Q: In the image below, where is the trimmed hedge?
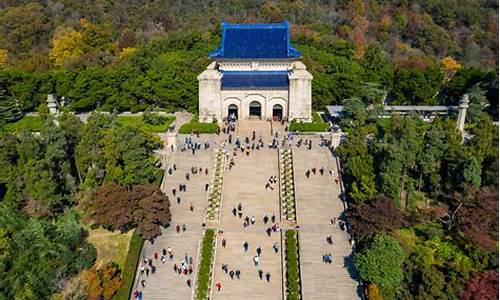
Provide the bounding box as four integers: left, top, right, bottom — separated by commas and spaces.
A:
288, 112, 328, 132
285, 230, 301, 300
113, 230, 144, 300
196, 229, 215, 299
178, 115, 219, 134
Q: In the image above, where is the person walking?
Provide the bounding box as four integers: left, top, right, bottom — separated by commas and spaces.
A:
187, 279, 191, 287
271, 214, 276, 223
251, 216, 256, 225
205, 183, 209, 191
263, 215, 269, 224
229, 270, 235, 279
256, 246, 262, 256
176, 224, 180, 234
235, 269, 241, 279
243, 241, 249, 252
190, 203, 194, 212
216, 282, 222, 291
232, 207, 237, 216
182, 224, 187, 232
273, 242, 279, 253
222, 239, 227, 248
253, 255, 260, 267
265, 272, 271, 282
266, 227, 272, 237
258, 269, 263, 280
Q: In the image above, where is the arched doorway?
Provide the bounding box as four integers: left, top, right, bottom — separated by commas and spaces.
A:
272, 104, 283, 121
249, 101, 262, 118
228, 104, 238, 120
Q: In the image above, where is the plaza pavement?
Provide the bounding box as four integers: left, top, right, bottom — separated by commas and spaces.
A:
211, 125, 283, 299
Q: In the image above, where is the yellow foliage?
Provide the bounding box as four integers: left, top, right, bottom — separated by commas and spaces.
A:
119, 47, 136, 60
379, 15, 392, 32
366, 283, 384, 300
441, 56, 461, 84
49, 28, 84, 67
81, 263, 122, 300
0, 49, 8, 68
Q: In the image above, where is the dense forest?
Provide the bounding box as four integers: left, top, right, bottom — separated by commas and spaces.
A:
0, 0, 498, 119
0, 1, 498, 299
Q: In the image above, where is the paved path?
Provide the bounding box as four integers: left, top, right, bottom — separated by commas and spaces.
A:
293, 138, 362, 300
211, 122, 283, 300
132, 134, 216, 300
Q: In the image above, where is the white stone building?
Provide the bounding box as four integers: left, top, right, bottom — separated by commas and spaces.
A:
198, 21, 313, 122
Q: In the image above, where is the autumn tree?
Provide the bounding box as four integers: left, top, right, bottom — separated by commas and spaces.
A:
460, 270, 499, 300
92, 183, 171, 240
49, 28, 85, 67
81, 262, 122, 300
347, 195, 408, 240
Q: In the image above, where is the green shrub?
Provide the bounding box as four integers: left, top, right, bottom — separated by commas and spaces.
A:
288, 112, 328, 132
178, 115, 219, 134
285, 230, 301, 299
196, 229, 215, 299
2, 115, 44, 132
113, 230, 144, 300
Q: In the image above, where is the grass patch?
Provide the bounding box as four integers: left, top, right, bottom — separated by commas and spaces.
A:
116, 115, 175, 132
196, 229, 215, 300
288, 112, 328, 132
285, 230, 301, 300
2, 115, 44, 132
87, 228, 133, 270
113, 230, 143, 300
178, 115, 219, 134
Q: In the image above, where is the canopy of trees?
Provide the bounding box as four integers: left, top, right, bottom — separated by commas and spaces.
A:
93, 183, 171, 240
0, 112, 165, 298
0, 1, 497, 119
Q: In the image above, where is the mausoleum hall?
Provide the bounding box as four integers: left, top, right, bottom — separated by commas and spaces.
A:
198, 21, 313, 123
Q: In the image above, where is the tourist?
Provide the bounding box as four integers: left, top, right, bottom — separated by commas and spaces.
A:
271, 214, 276, 223
151, 265, 156, 274
256, 246, 262, 256
177, 196, 181, 204
190, 203, 194, 212
258, 269, 263, 280
266, 227, 272, 237
263, 215, 269, 224
265, 272, 271, 282
243, 241, 249, 252
229, 270, 235, 279
205, 183, 209, 191
182, 224, 187, 232
216, 282, 222, 291
232, 207, 237, 216
141, 280, 146, 288
305, 169, 310, 178
326, 235, 333, 244
172, 188, 176, 196
176, 225, 181, 234
273, 242, 279, 253
187, 279, 191, 287
222, 239, 227, 248
253, 255, 260, 267
319, 166, 324, 175
251, 216, 256, 225
222, 264, 228, 273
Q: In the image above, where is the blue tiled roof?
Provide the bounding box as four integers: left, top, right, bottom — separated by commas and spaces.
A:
210, 21, 301, 59
221, 71, 289, 89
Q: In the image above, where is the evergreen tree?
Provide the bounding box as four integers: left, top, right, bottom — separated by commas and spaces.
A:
0, 86, 22, 125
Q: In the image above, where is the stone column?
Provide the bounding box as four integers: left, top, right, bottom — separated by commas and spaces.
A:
288, 61, 313, 122
198, 62, 222, 123
456, 94, 469, 134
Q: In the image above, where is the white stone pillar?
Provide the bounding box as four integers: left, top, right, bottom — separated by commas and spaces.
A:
288, 61, 313, 122
197, 62, 222, 123
456, 94, 469, 134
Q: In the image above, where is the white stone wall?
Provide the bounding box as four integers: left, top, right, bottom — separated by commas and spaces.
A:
197, 60, 313, 123
220, 89, 288, 120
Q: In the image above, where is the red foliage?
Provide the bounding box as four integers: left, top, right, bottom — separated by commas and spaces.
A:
457, 186, 499, 251
93, 183, 171, 240
460, 270, 499, 300
347, 195, 408, 240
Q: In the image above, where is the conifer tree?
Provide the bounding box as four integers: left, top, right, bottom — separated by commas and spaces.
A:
0, 86, 22, 125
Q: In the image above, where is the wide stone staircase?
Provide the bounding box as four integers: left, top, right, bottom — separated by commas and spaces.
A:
132, 137, 215, 300
211, 145, 283, 300
293, 142, 362, 300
